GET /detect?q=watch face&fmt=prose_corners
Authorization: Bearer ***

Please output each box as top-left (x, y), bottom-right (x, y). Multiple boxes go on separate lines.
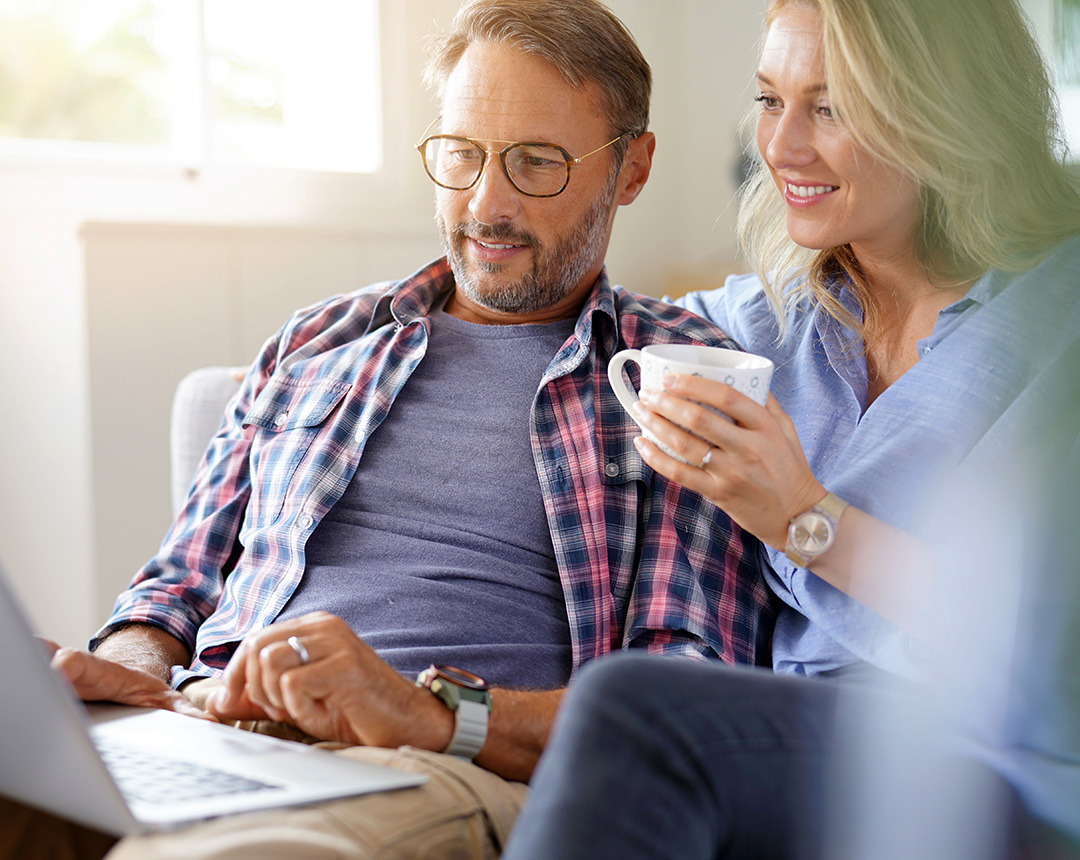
top-left (791, 511), bottom-right (833, 553)
top-left (431, 664), bottom-right (488, 690)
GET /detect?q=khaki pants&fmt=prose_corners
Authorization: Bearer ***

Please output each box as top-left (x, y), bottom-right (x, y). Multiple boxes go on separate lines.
top-left (110, 745), bottom-right (527, 860)
top-left (2, 739), bottom-right (527, 860)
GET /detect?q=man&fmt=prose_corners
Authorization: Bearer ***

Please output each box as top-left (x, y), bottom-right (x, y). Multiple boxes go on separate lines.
top-left (7, 1), bottom-right (774, 857)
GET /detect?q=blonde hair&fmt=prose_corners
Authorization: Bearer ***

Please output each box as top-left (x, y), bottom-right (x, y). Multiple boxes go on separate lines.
top-left (423, 0), bottom-right (651, 161)
top-left (738, 0), bottom-right (1080, 340)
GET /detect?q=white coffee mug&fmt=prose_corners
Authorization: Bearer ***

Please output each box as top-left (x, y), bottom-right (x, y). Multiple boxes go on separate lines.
top-left (607, 344), bottom-right (774, 463)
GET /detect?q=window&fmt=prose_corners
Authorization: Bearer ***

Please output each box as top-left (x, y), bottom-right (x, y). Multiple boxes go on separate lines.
top-left (1058, 0), bottom-right (1080, 158)
top-left (0, 0), bottom-right (381, 173)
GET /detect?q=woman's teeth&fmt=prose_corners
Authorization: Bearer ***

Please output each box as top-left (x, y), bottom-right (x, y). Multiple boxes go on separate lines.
top-left (787, 184), bottom-right (838, 198)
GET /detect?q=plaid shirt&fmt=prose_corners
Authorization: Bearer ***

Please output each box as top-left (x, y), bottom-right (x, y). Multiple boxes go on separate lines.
top-left (94, 258), bottom-right (775, 686)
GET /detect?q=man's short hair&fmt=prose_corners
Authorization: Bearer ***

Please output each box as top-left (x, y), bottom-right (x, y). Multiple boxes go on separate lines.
top-left (424, 0), bottom-right (651, 151)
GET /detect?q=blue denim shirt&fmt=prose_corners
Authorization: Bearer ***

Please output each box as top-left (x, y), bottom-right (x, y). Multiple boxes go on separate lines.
top-left (677, 236), bottom-right (1080, 680)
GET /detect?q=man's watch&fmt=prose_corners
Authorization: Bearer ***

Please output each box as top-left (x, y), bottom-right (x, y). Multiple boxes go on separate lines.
top-left (416, 664), bottom-right (491, 760)
top-left (785, 492), bottom-right (849, 567)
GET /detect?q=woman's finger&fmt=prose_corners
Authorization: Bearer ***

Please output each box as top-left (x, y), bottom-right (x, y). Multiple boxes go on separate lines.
top-left (636, 383), bottom-right (745, 448)
top-left (633, 436), bottom-right (715, 499)
top-left (659, 374), bottom-right (770, 429)
top-left (638, 387), bottom-right (736, 450)
top-left (632, 399), bottom-right (722, 467)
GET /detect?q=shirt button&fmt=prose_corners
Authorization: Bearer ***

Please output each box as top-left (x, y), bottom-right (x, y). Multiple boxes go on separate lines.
top-left (605, 461), bottom-right (620, 477)
top-left (274, 412), bottom-right (288, 427)
top-left (297, 513), bottom-right (314, 530)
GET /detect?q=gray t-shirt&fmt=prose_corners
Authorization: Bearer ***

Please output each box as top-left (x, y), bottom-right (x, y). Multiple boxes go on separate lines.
top-left (278, 305), bottom-right (576, 689)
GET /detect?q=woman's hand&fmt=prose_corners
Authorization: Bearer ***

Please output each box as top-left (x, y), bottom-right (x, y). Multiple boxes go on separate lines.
top-left (632, 373), bottom-right (825, 549)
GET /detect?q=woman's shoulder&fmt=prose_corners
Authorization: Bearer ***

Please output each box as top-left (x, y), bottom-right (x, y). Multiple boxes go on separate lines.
top-left (674, 272), bottom-right (808, 356)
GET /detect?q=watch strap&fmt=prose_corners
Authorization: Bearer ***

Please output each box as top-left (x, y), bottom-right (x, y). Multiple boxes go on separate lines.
top-left (784, 543), bottom-right (814, 569)
top-left (814, 491), bottom-right (849, 524)
top-left (443, 694), bottom-right (489, 760)
top-left (417, 667), bottom-right (491, 760)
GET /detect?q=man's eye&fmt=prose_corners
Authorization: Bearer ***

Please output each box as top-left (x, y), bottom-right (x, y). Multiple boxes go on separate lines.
top-left (513, 146), bottom-right (564, 170)
top-left (522, 155), bottom-right (559, 168)
top-left (447, 146), bottom-right (481, 161)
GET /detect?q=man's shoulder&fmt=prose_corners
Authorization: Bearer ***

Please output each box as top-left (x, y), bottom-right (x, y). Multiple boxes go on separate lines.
top-left (275, 258), bottom-right (451, 349)
top-left (609, 284), bottom-right (739, 349)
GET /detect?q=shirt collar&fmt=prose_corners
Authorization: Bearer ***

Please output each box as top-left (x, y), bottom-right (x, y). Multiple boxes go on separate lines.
top-left (383, 258), bottom-right (455, 329)
top-left (377, 257), bottom-right (618, 352)
top-left (827, 264), bottom-right (1002, 323)
top-left (571, 268), bottom-right (619, 355)
top-left (945, 266), bottom-right (1003, 314)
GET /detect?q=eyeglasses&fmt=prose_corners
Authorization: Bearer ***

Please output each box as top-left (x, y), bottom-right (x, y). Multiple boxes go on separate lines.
top-left (415, 121), bottom-right (629, 199)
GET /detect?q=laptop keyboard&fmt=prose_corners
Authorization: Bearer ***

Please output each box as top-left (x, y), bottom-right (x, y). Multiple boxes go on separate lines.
top-left (95, 737), bottom-right (281, 805)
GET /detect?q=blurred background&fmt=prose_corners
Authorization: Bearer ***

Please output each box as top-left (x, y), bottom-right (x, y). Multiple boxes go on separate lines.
top-left (0, 0), bottom-right (1076, 647)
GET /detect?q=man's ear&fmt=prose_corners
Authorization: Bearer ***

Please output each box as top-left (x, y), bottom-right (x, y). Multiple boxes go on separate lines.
top-left (616, 132), bottom-right (656, 206)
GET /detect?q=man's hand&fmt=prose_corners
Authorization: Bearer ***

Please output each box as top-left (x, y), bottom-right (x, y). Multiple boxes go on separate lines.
top-left (205, 612), bottom-right (454, 751)
top-left (43, 639), bottom-right (213, 721)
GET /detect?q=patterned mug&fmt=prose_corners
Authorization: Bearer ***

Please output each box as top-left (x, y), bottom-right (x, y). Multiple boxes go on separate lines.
top-left (608, 344), bottom-right (774, 463)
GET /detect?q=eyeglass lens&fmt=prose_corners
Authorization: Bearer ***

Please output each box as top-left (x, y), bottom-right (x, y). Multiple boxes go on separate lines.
top-left (423, 137), bottom-right (569, 196)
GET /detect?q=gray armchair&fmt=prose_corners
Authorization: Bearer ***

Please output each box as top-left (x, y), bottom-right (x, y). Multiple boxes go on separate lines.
top-left (169, 366), bottom-right (244, 515)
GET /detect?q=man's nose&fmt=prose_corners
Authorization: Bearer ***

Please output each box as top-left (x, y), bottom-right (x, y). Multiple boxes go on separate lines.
top-left (468, 153), bottom-right (523, 224)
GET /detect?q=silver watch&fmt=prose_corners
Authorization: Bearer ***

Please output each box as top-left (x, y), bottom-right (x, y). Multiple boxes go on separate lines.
top-left (416, 664), bottom-right (491, 760)
top-left (785, 492), bottom-right (849, 567)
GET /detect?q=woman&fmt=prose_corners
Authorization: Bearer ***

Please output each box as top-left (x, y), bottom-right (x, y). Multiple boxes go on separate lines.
top-left (502, 0), bottom-right (1080, 856)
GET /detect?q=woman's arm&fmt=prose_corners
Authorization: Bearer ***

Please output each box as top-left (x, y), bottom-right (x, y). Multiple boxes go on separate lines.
top-left (631, 373), bottom-right (935, 634)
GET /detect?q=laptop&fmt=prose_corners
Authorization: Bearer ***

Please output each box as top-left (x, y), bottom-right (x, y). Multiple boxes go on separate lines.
top-left (0, 565), bottom-right (425, 835)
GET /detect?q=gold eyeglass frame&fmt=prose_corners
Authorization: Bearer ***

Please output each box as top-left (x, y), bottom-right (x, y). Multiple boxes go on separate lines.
top-left (415, 118), bottom-right (630, 199)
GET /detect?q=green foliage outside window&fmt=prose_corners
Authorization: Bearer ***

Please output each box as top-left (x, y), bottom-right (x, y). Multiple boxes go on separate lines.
top-left (0, 1), bottom-right (282, 153)
top-left (1059, 0), bottom-right (1080, 82)
top-left (0, 4), bottom-right (169, 146)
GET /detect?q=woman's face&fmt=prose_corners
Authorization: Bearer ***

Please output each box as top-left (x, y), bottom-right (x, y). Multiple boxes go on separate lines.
top-left (755, 4), bottom-right (921, 264)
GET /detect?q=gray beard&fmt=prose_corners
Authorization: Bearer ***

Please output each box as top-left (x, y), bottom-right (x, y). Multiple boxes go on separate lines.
top-left (438, 179), bottom-right (616, 315)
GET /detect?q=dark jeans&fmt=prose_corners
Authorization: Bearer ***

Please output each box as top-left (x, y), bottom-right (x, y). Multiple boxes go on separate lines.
top-left (502, 653), bottom-right (1070, 860)
top-left (503, 654), bottom-right (840, 860)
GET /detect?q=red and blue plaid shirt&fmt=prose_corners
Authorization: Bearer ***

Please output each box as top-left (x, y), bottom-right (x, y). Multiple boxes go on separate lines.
top-left (94, 258), bottom-right (775, 686)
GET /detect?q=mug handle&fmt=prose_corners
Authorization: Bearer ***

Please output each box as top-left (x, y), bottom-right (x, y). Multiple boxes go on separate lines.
top-left (607, 349), bottom-right (644, 422)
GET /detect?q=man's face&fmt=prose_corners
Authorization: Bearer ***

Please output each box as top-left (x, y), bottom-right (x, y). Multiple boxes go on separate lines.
top-left (434, 41), bottom-right (625, 324)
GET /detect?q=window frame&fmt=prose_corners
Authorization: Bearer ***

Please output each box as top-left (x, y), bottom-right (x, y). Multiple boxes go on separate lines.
top-left (0, 0), bottom-right (451, 233)
top-left (0, 2), bottom-right (418, 182)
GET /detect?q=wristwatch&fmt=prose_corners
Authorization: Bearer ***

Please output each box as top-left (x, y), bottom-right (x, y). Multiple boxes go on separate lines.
top-left (416, 664), bottom-right (491, 760)
top-left (785, 492), bottom-right (849, 567)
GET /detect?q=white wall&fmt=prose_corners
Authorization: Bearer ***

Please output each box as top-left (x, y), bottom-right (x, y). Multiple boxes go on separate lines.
top-left (0, 0), bottom-right (766, 646)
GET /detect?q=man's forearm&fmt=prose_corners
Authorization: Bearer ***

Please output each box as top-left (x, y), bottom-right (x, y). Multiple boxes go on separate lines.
top-left (475, 688), bottom-right (564, 782)
top-left (92, 624), bottom-right (192, 685)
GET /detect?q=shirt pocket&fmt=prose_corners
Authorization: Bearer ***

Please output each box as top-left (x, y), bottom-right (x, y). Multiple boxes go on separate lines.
top-left (242, 378), bottom-right (352, 528)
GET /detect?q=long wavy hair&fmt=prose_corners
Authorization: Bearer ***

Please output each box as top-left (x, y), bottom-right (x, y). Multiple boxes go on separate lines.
top-left (737, 0), bottom-right (1080, 341)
